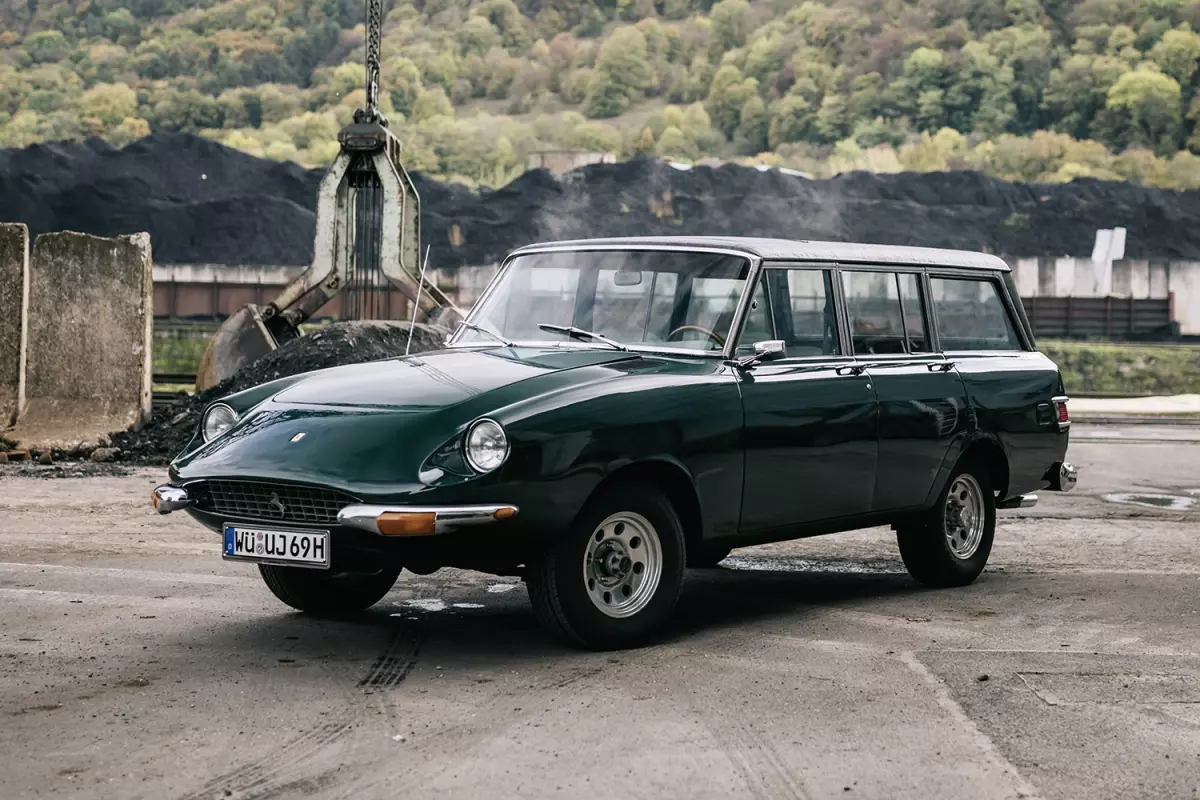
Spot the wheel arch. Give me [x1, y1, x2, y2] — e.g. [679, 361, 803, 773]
[579, 459, 704, 554]
[959, 436, 1010, 499]
[926, 433, 1011, 507]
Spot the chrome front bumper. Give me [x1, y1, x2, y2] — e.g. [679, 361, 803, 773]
[152, 485, 193, 514]
[151, 484, 517, 535]
[337, 504, 519, 535]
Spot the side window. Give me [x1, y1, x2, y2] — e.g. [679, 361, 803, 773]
[897, 273, 929, 353]
[930, 276, 1023, 351]
[841, 270, 907, 355]
[767, 268, 839, 356]
[736, 277, 774, 352]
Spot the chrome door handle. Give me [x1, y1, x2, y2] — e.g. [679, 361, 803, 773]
[927, 362, 955, 372]
[836, 365, 867, 376]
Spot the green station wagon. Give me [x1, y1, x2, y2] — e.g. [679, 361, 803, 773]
[153, 237, 1077, 649]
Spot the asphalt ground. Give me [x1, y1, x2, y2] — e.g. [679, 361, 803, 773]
[0, 437, 1198, 800]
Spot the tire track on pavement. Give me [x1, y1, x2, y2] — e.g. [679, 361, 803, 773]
[175, 579, 443, 800]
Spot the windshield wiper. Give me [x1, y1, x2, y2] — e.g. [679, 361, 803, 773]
[537, 323, 627, 351]
[455, 320, 516, 347]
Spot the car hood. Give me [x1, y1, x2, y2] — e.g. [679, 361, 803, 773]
[268, 346, 638, 411]
[169, 346, 644, 491]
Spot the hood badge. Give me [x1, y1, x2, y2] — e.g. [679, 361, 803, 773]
[290, 432, 306, 443]
[268, 493, 286, 516]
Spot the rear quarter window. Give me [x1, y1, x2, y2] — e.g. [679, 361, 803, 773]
[930, 276, 1023, 351]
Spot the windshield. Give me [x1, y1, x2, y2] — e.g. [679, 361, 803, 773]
[453, 249, 753, 353]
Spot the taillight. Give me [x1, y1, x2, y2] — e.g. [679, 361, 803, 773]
[1053, 397, 1070, 427]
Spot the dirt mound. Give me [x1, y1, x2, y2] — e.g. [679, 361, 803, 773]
[4, 134, 1200, 264]
[109, 320, 448, 465]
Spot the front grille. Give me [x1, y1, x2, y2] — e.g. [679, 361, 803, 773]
[192, 480, 357, 526]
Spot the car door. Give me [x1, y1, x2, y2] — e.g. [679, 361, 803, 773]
[738, 264, 879, 534]
[839, 267, 971, 513]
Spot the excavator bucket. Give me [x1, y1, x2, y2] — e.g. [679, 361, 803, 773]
[193, 121, 461, 392]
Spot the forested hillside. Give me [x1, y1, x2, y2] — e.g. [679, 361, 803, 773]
[3, 0, 1200, 188]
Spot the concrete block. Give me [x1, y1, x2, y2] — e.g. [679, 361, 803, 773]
[0, 223, 30, 427]
[9, 231, 152, 450]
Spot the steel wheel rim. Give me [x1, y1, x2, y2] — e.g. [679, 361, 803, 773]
[944, 474, 985, 559]
[582, 512, 663, 619]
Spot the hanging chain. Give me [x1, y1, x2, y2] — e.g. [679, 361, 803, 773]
[356, 0, 387, 125]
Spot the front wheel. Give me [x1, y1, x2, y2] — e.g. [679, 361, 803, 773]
[526, 484, 685, 650]
[896, 458, 996, 588]
[259, 563, 401, 614]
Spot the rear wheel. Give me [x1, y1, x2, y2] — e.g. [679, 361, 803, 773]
[527, 484, 685, 650]
[896, 458, 995, 588]
[259, 563, 401, 614]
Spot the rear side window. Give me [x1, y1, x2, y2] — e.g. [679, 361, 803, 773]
[930, 277, 1022, 351]
[841, 270, 930, 355]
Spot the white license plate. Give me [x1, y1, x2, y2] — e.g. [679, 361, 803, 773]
[223, 524, 330, 569]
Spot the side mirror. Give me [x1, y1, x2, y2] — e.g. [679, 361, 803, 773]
[735, 339, 786, 368]
[753, 340, 786, 361]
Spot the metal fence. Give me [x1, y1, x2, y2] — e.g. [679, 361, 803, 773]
[1023, 295, 1176, 340]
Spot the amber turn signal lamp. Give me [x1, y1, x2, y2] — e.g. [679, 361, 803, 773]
[376, 511, 437, 535]
[494, 506, 517, 520]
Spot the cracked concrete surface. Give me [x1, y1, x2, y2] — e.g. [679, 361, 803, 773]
[0, 438, 1197, 800]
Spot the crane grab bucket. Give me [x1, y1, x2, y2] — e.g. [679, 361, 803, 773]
[193, 121, 462, 392]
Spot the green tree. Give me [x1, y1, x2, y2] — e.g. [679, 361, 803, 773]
[26, 31, 71, 64]
[655, 124, 698, 159]
[709, 0, 751, 57]
[736, 95, 769, 153]
[1148, 25, 1200, 86]
[1106, 66, 1183, 151]
[584, 26, 651, 118]
[80, 83, 139, 127]
[706, 64, 757, 138]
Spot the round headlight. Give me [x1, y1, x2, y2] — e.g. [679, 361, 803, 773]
[202, 403, 238, 442]
[464, 418, 508, 473]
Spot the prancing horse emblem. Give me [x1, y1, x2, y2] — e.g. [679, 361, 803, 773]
[268, 493, 286, 516]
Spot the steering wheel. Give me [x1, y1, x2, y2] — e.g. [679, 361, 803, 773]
[667, 324, 725, 348]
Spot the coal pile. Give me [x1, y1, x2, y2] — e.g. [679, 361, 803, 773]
[109, 320, 447, 465]
[3, 134, 1200, 264]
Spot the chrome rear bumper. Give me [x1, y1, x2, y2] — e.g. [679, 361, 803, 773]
[1046, 461, 1078, 492]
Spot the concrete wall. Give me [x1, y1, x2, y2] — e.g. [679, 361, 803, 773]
[1008, 256, 1200, 334]
[0, 223, 30, 427]
[10, 231, 152, 449]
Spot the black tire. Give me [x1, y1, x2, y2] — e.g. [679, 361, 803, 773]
[259, 563, 401, 614]
[896, 458, 996, 588]
[526, 484, 686, 650]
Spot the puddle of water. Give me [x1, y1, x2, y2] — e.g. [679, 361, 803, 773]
[403, 598, 447, 612]
[721, 555, 905, 575]
[1102, 492, 1197, 511]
